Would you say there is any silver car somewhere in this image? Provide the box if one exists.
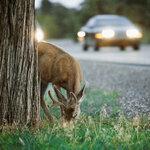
[77,15,143,51]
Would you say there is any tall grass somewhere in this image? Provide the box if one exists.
[0,88,150,150]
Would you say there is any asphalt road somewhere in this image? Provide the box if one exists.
[49,39,150,66]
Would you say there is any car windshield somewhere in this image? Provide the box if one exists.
[86,17,132,28]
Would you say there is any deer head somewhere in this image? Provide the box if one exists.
[48,85,85,126]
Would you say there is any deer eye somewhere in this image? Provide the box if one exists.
[73,113,77,118]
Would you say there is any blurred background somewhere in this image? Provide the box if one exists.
[35,0,150,43]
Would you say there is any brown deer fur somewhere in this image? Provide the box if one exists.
[38,42,83,94]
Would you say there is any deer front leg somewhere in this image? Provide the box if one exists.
[41,82,54,123]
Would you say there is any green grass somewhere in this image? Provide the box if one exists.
[0,88,150,150]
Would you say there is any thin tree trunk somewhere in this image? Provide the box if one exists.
[0,0,40,126]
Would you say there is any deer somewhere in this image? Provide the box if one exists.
[37,41,85,126]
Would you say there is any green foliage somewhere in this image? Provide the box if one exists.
[0,88,150,150]
[40,0,52,15]
[36,1,81,39]
[37,14,59,39]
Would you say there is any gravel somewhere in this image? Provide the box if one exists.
[80,60,150,117]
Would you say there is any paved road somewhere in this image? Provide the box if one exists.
[49,39,150,66]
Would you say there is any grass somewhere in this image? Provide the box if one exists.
[0,88,150,150]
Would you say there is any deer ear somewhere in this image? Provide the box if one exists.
[77,84,86,102]
[53,85,67,102]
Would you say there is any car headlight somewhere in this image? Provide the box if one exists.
[77,31,86,38]
[101,29,115,39]
[35,28,44,42]
[126,28,142,39]
[77,31,85,42]
[95,33,103,39]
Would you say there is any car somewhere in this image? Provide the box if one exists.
[77,14,143,51]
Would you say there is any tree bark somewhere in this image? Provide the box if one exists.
[0,0,40,126]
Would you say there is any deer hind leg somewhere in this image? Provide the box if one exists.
[41,82,54,123]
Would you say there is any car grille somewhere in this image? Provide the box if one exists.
[86,31,128,40]
[86,33,95,38]
[115,31,127,39]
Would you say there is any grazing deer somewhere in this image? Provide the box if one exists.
[37,42,85,125]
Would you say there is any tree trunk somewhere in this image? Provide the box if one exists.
[0,0,40,126]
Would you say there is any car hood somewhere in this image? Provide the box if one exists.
[81,25,137,33]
